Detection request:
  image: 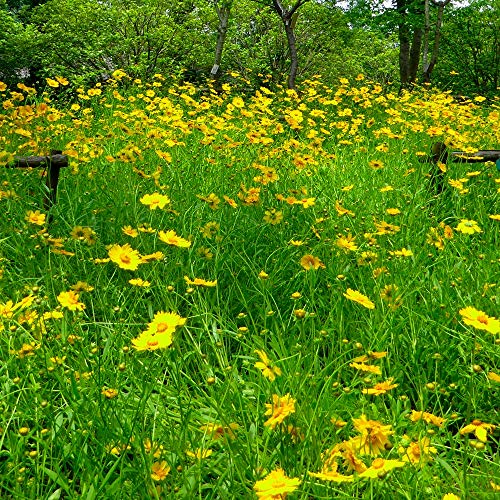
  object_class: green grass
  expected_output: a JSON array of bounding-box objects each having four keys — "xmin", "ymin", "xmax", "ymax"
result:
[{"xmin": 0, "ymin": 75, "xmax": 498, "ymax": 499}]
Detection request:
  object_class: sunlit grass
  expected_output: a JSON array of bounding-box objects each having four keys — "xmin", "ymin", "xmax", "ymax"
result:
[{"xmin": 0, "ymin": 74, "xmax": 498, "ymax": 499}]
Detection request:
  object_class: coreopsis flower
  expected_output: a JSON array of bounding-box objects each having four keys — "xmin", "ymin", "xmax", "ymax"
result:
[
  {"xmin": 335, "ymin": 201, "xmax": 355, "ymax": 216},
  {"xmin": 186, "ymin": 448, "xmax": 212, "ymax": 460},
  {"xmin": 199, "ymin": 422, "xmax": 239, "ymax": 440},
  {"xmin": 132, "ymin": 311, "xmax": 186, "ymax": 351},
  {"xmin": 442, "ymin": 494, "xmax": 461, "ymax": 500},
  {"xmin": 336, "ymin": 234, "xmax": 358, "ymax": 252},
  {"xmin": 101, "ymin": 387, "xmax": 118, "ymax": 399},
  {"xmin": 140, "ymin": 192, "xmax": 170, "ymax": 210},
  {"xmin": 144, "ymin": 439, "xmax": 164, "ymax": 458},
  {"xmin": 362, "ymin": 378, "xmax": 398, "ymax": 396},
  {"xmin": 158, "ymin": 230, "xmax": 191, "ymax": 248},
  {"xmin": 71, "ymin": 281, "xmax": 94, "ymax": 292},
  {"xmin": 409, "ymin": 410, "xmax": 445, "ymax": 427},
  {"xmin": 151, "ymin": 461, "xmax": 170, "ymax": 481},
  {"xmin": 25, "ymin": 210, "xmax": 46, "ymax": 226},
  {"xmin": 108, "ymin": 243, "xmax": 142, "ymax": 271},
  {"xmin": 459, "ymin": 307, "xmax": 500, "ymax": 335},
  {"xmin": 122, "ymin": 226, "xmax": 139, "ymax": 238},
  {"xmin": 374, "ymin": 220, "xmax": 400, "ymax": 235},
  {"xmin": 349, "ymin": 362, "xmax": 382, "ymax": 375},
  {"xmin": 308, "ymin": 468, "xmax": 354, "ymax": 483},
  {"xmin": 57, "ymin": 290, "xmax": 85, "ymax": 311},
  {"xmin": 386, "ymin": 208, "xmax": 401, "ymax": 215},
  {"xmin": 263, "ymin": 208, "xmax": 283, "ymax": 225},
  {"xmin": 343, "ymin": 288, "xmax": 375, "ymax": 309},
  {"xmin": 70, "ymin": 226, "xmax": 97, "ymax": 244},
  {"xmin": 196, "ymin": 193, "xmax": 220, "ymax": 210},
  {"xmin": 352, "ymin": 415, "xmax": 394, "ymax": 456},
  {"xmin": 141, "ymin": 251, "xmax": 164, "ymax": 262},
  {"xmin": 488, "ymin": 372, "xmax": 500, "ymax": 383},
  {"xmin": 358, "ymin": 457, "xmax": 405, "ymax": 478},
  {"xmin": 223, "ymin": 195, "xmax": 238, "ymax": 208},
  {"xmin": 455, "ymin": 219, "xmax": 481, "ymax": 234},
  {"xmin": 254, "ymin": 350, "xmax": 281, "ymax": 381},
  {"xmin": 399, "ymin": 436, "xmax": 437, "ymax": 467},
  {"xmin": 184, "ymin": 276, "xmax": 217, "ymax": 287},
  {"xmin": 389, "ymin": 248, "xmax": 413, "ymax": 257},
  {"xmin": 264, "ymin": 394, "xmax": 296, "ymax": 429},
  {"xmin": 300, "ymin": 254, "xmax": 325, "ymax": 270},
  {"xmin": 128, "ymin": 278, "xmax": 150, "ymax": 287},
  {"xmin": 254, "ymin": 468, "xmax": 301, "ymax": 499},
  {"xmin": 459, "ymin": 419, "xmax": 496, "ymax": 442}
]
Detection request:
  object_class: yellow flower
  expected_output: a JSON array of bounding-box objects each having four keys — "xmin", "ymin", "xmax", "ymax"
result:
[
  {"xmin": 57, "ymin": 291, "xmax": 85, "ymax": 311},
  {"xmin": 455, "ymin": 219, "xmax": 481, "ymax": 234},
  {"xmin": 459, "ymin": 419, "xmax": 496, "ymax": 442},
  {"xmin": 459, "ymin": 307, "xmax": 500, "ymax": 335},
  {"xmin": 264, "ymin": 394, "xmax": 296, "ymax": 429},
  {"xmin": 409, "ymin": 410, "xmax": 445, "ymax": 427},
  {"xmin": 399, "ymin": 436, "xmax": 437, "ymax": 466},
  {"xmin": 263, "ymin": 208, "xmax": 283, "ymax": 225},
  {"xmin": 196, "ymin": 193, "xmax": 220, "ymax": 210},
  {"xmin": 101, "ymin": 387, "xmax": 119, "ymax": 399},
  {"xmin": 343, "ymin": 288, "xmax": 375, "ymax": 309},
  {"xmin": 386, "ymin": 208, "xmax": 401, "ymax": 215},
  {"xmin": 308, "ymin": 469, "xmax": 354, "ymax": 483},
  {"xmin": 199, "ymin": 422, "xmax": 239, "ymax": 440},
  {"xmin": 25, "ymin": 210, "xmax": 46, "ymax": 226},
  {"xmin": 336, "ymin": 234, "xmax": 358, "ymax": 252},
  {"xmin": 151, "ymin": 461, "xmax": 170, "ymax": 481},
  {"xmin": 141, "ymin": 251, "xmax": 164, "ymax": 262},
  {"xmin": 128, "ymin": 278, "xmax": 151, "ymax": 287},
  {"xmin": 389, "ymin": 248, "xmax": 413, "ymax": 257},
  {"xmin": 254, "ymin": 468, "xmax": 301, "ymax": 500},
  {"xmin": 158, "ymin": 230, "xmax": 191, "ymax": 248},
  {"xmin": 186, "ymin": 448, "xmax": 212, "ymax": 459},
  {"xmin": 349, "ymin": 362, "xmax": 382, "ymax": 375},
  {"xmin": 358, "ymin": 457, "xmax": 405, "ymax": 478},
  {"xmin": 362, "ymin": 378, "xmax": 398, "ymax": 396},
  {"xmin": 487, "ymin": 372, "xmax": 500, "ymax": 383},
  {"xmin": 352, "ymin": 415, "xmax": 394, "ymax": 456},
  {"xmin": 108, "ymin": 243, "xmax": 142, "ymax": 271},
  {"xmin": 70, "ymin": 226, "xmax": 96, "ymax": 244},
  {"xmin": 254, "ymin": 350, "xmax": 282, "ymax": 381},
  {"xmin": 300, "ymin": 254, "xmax": 325, "ymax": 270},
  {"xmin": 132, "ymin": 311, "xmax": 186, "ymax": 351},
  {"xmin": 46, "ymin": 78, "xmax": 60, "ymax": 88},
  {"xmin": 184, "ymin": 276, "xmax": 217, "ymax": 287},
  {"xmin": 140, "ymin": 192, "xmax": 170, "ymax": 210},
  {"xmin": 122, "ymin": 226, "xmax": 139, "ymax": 238},
  {"xmin": 442, "ymin": 494, "xmax": 461, "ymax": 500},
  {"xmin": 71, "ymin": 281, "xmax": 94, "ymax": 292}
]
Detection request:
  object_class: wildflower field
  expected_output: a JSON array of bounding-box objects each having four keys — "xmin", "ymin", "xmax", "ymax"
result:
[{"xmin": 0, "ymin": 73, "xmax": 499, "ymax": 499}]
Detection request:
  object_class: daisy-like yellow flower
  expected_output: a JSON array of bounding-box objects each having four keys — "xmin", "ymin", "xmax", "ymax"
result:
[
  {"xmin": 25, "ymin": 210, "xmax": 46, "ymax": 226},
  {"xmin": 300, "ymin": 254, "xmax": 325, "ymax": 270},
  {"xmin": 455, "ymin": 219, "xmax": 481, "ymax": 234},
  {"xmin": 151, "ymin": 461, "xmax": 170, "ymax": 481},
  {"xmin": 70, "ymin": 226, "xmax": 97, "ymax": 244},
  {"xmin": 409, "ymin": 410, "xmax": 445, "ymax": 427},
  {"xmin": 186, "ymin": 448, "xmax": 212, "ymax": 460},
  {"xmin": 442, "ymin": 494, "xmax": 461, "ymax": 500},
  {"xmin": 57, "ymin": 290, "xmax": 85, "ymax": 311},
  {"xmin": 122, "ymin": 225, "xmax": 138, "ymax": 238},
  {"xmin": 308, "ymin": 468, "xmax": 354, "ymax": 483},
  {"xmin": 336, "ymin": 234, "xmax": 358, "ymax": 252},
  {"xmin": 459, "ymin": 419, "xmax": 496, "ymax": 442},
  {"xmin": 389, "ymin": 248, "xmax": 413, "ymax": 257},
  {"xmin": 489, "ymin": 214, "xmax": 500, "ymax": 221},
  {"xmin": 140, "ymin": 192, "xmax": 170, "ymax": 210},
  {"xmin": 128, "ymin": 278, "xmax": 150, "ymax": 287},
  {"xmin": 158, "ymin": 230, "xmax": 191, "ymax": 248},
  {"xmin": 184, "ymin": 276, "xmax": 217, "ymax": 287},
  {"xmin": 487, "ymin": 372, "xmax": 500, "ymax": 383},
  {"xmin": 362, "ymin": 378, "xmax": 398, "ymax": 396},
  {"xmin": 71, "ymin": 281, "xmax": 94, "ymax": 292},
  {"xmin": 141, "ymin": 251, "xmax": 164, "ymax": 262},
  {"xmin": 108, "ymin": 243, "xmax": 142, "ymax": 271},
  {"xmin": 349, "ymin": 362, "xmax": 382, "ymax": 375},
  {"xmin": 254, "ymin": 468, "xmax": 301, "ymax": 500},
  {"xmin": 399, "ymin": 436, "xmax": 437, "ymax": 467},
  {"xmin": 352, "ymin": 415, "xmax": 394, "ymax": 456},
  {"xmin": 101, "ymin": 387, "xmax": 119, "ymax": 399},
  {"xmin": 459, "ymin": 307, "xmax": 500, "ymax": 335},
  {"xmin": 386, "ymin": 208, "xmax": 401, "ymax": 215},
  {"xmin": 199, "ymin": 422, "xmax": 239, "ymax": 440},
  {"xmin": 131, "ymin": 311, "xmax": 186, "ymax": 351},
  {"xmin": 343, "ymin": 288, "xmax": 375, "ymax": 309},
  {"xmin": 264, "ymin": 394, "xmax": 296, "ymax": 429},
  {"xmin": 358, "ymin": 457, "xmax": 405, "ymax": 478},
  {"xmin": 254, "ymin": 349, "xmax": 282, "ymax": 381}
]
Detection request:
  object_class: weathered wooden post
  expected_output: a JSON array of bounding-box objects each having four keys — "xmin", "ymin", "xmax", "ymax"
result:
[{"xmin": 5, "ymin": 150, "xmax": 68, "ymax": 216}]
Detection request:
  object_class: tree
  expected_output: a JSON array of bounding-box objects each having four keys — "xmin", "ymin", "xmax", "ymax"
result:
[
  {"xmin": 422, "ymin": 0, "xmax": 452, "ymax": 83},
  {"xmin": 208, "ymin": 0, "xmax": 233, "ymax": 81},
  {"xmin": 252, "ymin": 0, "xmax": 311, "ymax": 89}
]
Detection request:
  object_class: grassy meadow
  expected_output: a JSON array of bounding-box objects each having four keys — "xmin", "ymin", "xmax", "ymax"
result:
[{"xmin": 0, "ymin": 73, "xmax": 499, "ymax": 499}]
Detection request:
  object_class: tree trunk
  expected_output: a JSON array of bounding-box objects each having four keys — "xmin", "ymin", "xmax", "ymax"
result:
[
  {"xmin": 210, "ymin": 5, "xmax": 230, "ymax": 81},
  {"xmin": 423, "ymin": 0, "xmax": 451, "ymax": 83},
  {"xmin": 409, "ymin": 27, "xmax": 424, "ymax": 83},
  {"xmin": 397, "ymin": 0, "xmax": 411, "ymax": 87},
  {"xmin": 283, "ymin": 14, "xmax": 299, "ymax": 89}
]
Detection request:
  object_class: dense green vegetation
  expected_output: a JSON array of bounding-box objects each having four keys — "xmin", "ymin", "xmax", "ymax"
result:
[
  {"xmin": 0, "ymin": 0, "xmax": 499, "ymax": 95},
  {"xmin": 0, "ymin": 72, "xmax": 499, "ymax": 498}
]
